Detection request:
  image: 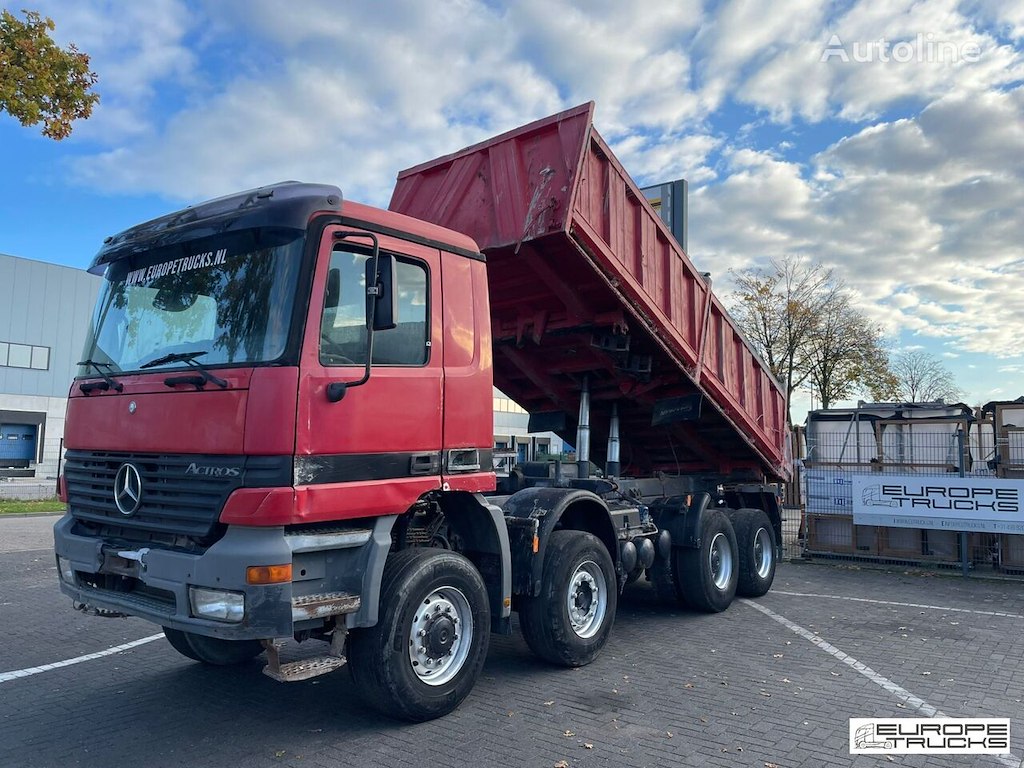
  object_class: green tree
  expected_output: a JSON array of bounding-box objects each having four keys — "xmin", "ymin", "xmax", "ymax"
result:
[
  {"xmin": 0, "ymin": 9, "xmax": 98, "ymax": 139},
  {"xmin": 731, "ymin": 255, "xmax": 895, "ymax": 421},
  {"xmin": 804, "ymin": 291, "xmax": 892, "ymax": 409},
  {"xmin": 730, "ymin": 256, "xmax": 833, "ymax": 423}
]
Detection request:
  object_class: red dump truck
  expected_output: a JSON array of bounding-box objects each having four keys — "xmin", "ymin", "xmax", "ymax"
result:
[{"xmin": 54, "ymin": 103, "xmax": 789, "ymax": 721}]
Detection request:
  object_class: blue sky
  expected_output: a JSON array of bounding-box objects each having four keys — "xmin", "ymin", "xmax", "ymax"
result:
[{"xmin": 2, "ymin": 0, "xmax": 1023, "ymax": 415}]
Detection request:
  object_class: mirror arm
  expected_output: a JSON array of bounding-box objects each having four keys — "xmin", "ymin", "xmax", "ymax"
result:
[{"xmin": 328, "ymin": 230, "xmax": 381, "ymax": 401}]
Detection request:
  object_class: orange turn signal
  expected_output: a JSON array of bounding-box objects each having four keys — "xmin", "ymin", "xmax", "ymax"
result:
[{"xmin": 246, "ymin": 564, "xmax": 292, "ymax": 585}]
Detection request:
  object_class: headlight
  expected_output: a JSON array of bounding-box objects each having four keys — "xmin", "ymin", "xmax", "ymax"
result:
[
  {"xmin": 57, "ymin": 556, "xmax": 75, "ymax": 584},
  {"xmin": 189, "ymin": 587, "xmax": 245, "ymax": 623}
]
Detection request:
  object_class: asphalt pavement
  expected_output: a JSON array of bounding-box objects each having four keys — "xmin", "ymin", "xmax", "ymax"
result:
[{"xmin": 2, "ymin": 514, "xmax": 1022, "ymax": 768}]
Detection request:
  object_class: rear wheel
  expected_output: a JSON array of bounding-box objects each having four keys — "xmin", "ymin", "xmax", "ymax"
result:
[
  {"xmin": 732, "ymin": 508, "xmax": 777, "ymax": 597},
  {"xmin": 162, "ymin": 627, "xmax": 264, "ymax": 665},
  {"xmin": 348, "ymin": 548, "xmax": 490, "ymax": 722},
  {"xmin": 674, "ymin": 509, "xmax": 738, "ymax": 613},
  {"xmin": 518, "ymin": 530, "xmax": 617, "ymax": 666}
]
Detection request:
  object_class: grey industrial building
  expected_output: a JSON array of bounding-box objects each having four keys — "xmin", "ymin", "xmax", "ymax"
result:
[{"xmin": 0, "ymin": 254, "xmax": 101, "ymax": 481}]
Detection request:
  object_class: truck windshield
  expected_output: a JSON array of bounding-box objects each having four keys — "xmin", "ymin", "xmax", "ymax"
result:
[{"xmin": 79, "ymin": 228, "xmax": 304, "ymax": 376}]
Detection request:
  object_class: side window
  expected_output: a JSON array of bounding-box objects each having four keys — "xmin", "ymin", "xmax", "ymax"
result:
[{"xmin": 320, "ymin": 248, "xmax": 429, "ymax": 366}]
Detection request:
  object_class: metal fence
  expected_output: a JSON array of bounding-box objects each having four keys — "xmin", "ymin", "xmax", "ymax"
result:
[{"xmin": 796, "ymin": 427, "xmax": 1024, "ymax": 576}]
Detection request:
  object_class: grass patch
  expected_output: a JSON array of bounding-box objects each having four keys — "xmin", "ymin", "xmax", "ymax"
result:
[{"xmin": 0, "ymin": 498, "xmax": 66, "ymax": 515}]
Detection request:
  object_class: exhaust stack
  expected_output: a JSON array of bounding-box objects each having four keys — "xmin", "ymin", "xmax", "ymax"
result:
[
  {"xmin": 576, "ymin": 376, "xmax": 590, "ymax": 478},
  {"xmin": 606, "ymin": 402, "xmax": 621, "ymax": 478}
]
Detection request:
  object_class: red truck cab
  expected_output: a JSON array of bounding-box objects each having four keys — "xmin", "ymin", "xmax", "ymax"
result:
[{"xmin": 55, "ymin": 184, "xmax": 511, "ymax": 708}]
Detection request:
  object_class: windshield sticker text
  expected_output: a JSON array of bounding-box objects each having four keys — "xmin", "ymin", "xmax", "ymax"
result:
[{"xmin": 125, "ymin": 249, "xmax": 229, "ymax": 287}]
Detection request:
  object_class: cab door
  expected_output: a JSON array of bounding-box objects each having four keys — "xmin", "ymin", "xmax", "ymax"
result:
[{"xmin": 295, "ymin": 223, "xmax": 443, "ymax": 521}]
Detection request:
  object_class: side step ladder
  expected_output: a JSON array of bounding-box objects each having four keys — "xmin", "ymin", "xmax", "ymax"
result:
[{"xmin": 261, "ymin": 591, "xmax": 360, "ymax": 682}]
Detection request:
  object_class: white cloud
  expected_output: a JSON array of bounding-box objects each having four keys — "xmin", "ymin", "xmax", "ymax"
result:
[
  {"xmin": 35, "ymin": 0, "xmax": 197, "ymax": 141},
  {"xmin": 736, "ymin": 0, "xmax": 1024, "ymax": 123},
  {"xmin": 26, "ymin": 0, "xmax": 1024, "ymax": 401},
  {"xmin": 693, "ymin": 84, "xmax": 1024, "ymax": 360},
  {"xmin": 611, "ymin": 133, "xmax": 720, "ymax": 187}
]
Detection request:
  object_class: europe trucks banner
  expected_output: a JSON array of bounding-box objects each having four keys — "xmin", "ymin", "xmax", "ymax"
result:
[{"xmin": 851, "ymin": 476, "xmax": 1024, "ymax": 533}]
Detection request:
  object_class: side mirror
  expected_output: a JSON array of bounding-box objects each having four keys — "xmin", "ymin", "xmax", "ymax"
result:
[{"xmin": 366, "ymin": 253, "xmax": 398, "ymax": 331}]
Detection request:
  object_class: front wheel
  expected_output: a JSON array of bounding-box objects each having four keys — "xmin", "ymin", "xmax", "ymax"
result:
[
  {"xmin": 518, "ymin": 530, "xmax": 617, "ymax": 667},
  {"xmin": 348, "ymin": 548, "xmax": 490, "ymax": 722},
  {"xmin": 162, "ymin": 627, "xmax": 264, "ymax": 665},
  {"xmin": 674, "ymin": 509, "xmax": 738, "ymax": 613}
]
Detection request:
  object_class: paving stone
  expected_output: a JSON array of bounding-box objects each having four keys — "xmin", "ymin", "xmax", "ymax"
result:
[{"xmin": 2, "ymin": 518, "xmax": 1022, "ymax": 767}]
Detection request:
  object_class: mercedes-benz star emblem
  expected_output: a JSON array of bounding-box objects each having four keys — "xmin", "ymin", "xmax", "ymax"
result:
[{"xmin": 114, "ymin": 463, "xmax": 143, "ymax": 516}]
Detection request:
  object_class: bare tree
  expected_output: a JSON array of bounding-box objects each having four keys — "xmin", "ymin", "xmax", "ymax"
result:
[
  {"xmin": 730, "ymin": 256, "xmax": 836, "ymax": 423},
  {"xmin": 872, "ymin": 351, "xmax": 961, "ymax": 403}
]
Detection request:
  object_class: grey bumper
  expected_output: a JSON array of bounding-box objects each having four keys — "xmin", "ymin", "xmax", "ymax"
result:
[{"xmin": 53, "ymin": 514, "xmax": 391, "ymax": 640}]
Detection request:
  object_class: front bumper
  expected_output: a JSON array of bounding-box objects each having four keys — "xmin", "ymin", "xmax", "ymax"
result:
[{"xmin": 54, "ymin": 514, "xmax": 295, "ymax": 639}]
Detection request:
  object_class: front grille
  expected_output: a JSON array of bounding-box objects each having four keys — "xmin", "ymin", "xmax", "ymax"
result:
[{"xmin": 64, "ymin": 451, "xmax": 289, "ymax": 542}]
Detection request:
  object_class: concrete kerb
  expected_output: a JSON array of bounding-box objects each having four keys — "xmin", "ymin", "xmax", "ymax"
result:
[{"xmin": 0, "ymin": 511, "xmax": 65, "ymax": 518}]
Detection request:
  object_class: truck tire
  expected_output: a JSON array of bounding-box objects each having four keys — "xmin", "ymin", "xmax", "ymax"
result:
[
  {"xmin": 674, "ymin": 509, "xmax": 738, "ymax": 613},
  {"xmin": 348, "ymin": 548, "xmax": 490, "ymax": 722},
  {"xmin": 162, "ymin": 626, "xmax": 263, "ymax": 665},
  {"xmin": 518, "ymin": 530, "xmax": 617, "ymax": 667},
  {"xmin": 732, "ymin": 508, "xmax": 777, "ymax": 597},
  {"xmin": 163, "ymin": 627, "xmax": 201, "ymax": 661}
]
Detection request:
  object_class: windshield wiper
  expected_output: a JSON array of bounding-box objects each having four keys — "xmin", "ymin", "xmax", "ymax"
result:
[
  {"xmin": 141, "ymin": 350, "xmax": 228, "ymax": 389},
  {"xmin": 140, "ymin": 350, "xmax": 209, "ymax": 369},
  {"xmin": 77, "ymin": 359, "xmax": 123, "ymax": 393}
]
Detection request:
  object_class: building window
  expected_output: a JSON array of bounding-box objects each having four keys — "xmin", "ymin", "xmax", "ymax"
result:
[{"xmin": 0, "ymin": 342, "xmax": 50, "ymax": 370}]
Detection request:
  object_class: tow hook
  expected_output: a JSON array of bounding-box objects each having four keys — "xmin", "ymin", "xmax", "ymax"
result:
[{"xmin": 73, "ymin": 601, "xmax": 128, "ymax": 619}]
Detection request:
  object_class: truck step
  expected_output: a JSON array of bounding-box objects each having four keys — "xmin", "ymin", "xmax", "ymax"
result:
[
  {"xmin": 262, "ymin": 654, "xmax": 347, "ymax": 683},
  {"xmin": 291, "ymin": 591, "xmax": 361, "ymax": 621}
]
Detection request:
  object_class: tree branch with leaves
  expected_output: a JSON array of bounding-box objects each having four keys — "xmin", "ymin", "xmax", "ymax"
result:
[
  {"xmin": 731, "ymin": 257, "xmax": 833, "ymax": 423},
  {"xmin": 730, "ymin": 255, "xmax": 893, "ymax": 422},
  {"xmin": 0, "ymin": 9, "xmax": 98, "ymax": 140},
  {"xmin": 804, "ymin": 291, "xmax": 892, "ymax": 409}
]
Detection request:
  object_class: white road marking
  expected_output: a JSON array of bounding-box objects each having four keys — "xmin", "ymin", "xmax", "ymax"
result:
[
  {"xmin": 0, "ymin": 634, "xmax": 163, "ymax": 684},
  {"xmin": 741, "ymin": 599, "xmax": 1023, "ymax": 768},
  {"xmin": 771, "ymin": 590, "xmax": 1024, "ymax": 620}
]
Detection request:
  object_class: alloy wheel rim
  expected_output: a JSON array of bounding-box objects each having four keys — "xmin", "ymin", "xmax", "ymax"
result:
[
  {"xmin": 709, "ymin": 532, "xmax": 734, "ymax": 590},
  {"xmin": 753, "ymin": 526, "xmax": 774, "ymax": 579},
  {"xmin": 408, "ymin": 586, "xmax": 473, "ymax": 686},
  {"xmin": 565, "ymin": 560, "xmax": 607, "ymax": 639}
]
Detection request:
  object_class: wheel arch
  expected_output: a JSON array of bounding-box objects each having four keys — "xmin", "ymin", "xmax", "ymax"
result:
[
  {"xmin": 435, "ymin": 492, "xmax": 513, "ymax": 633},
  {"xmin": 502, "ymin": 487, "xmax": 618, "ymax": 597}
]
